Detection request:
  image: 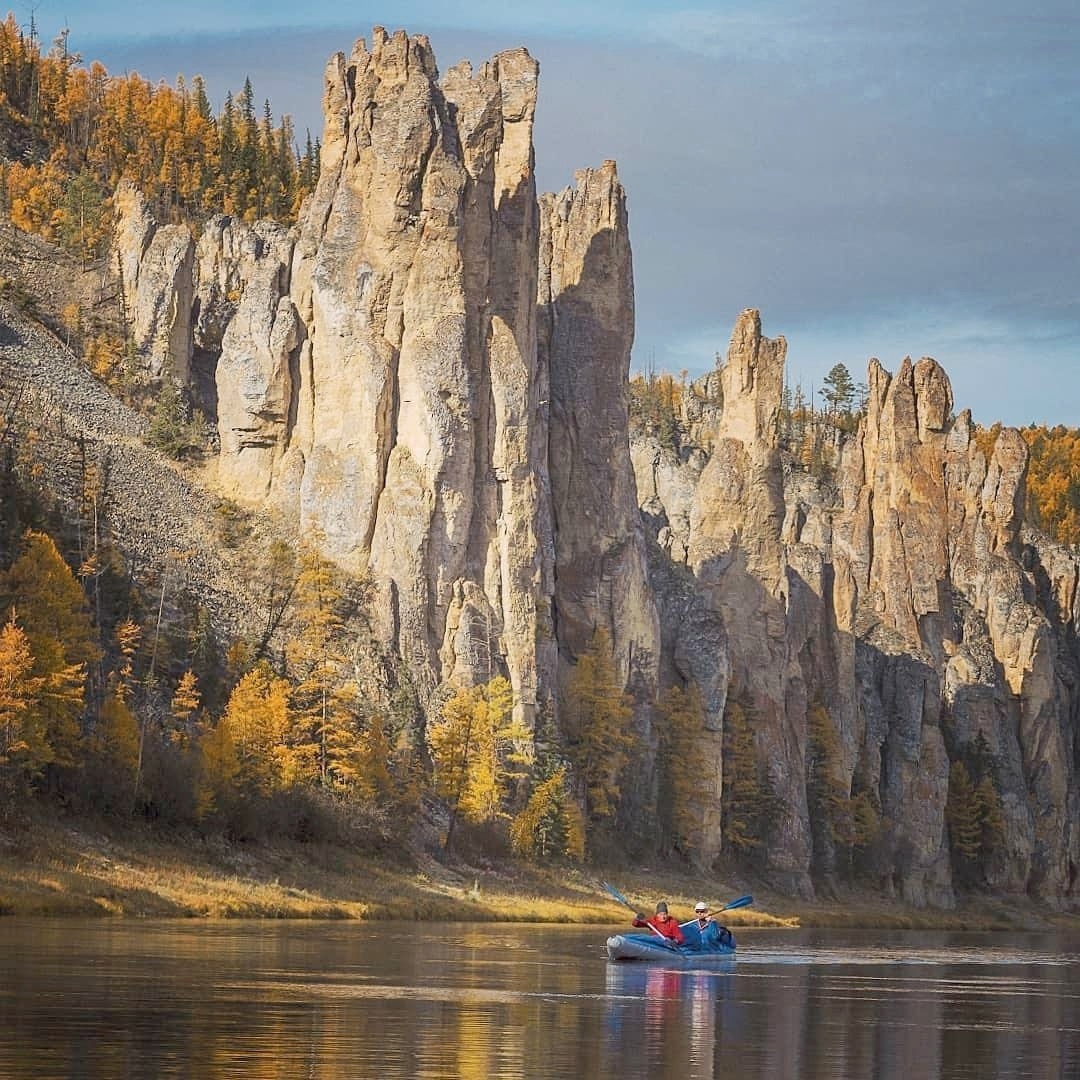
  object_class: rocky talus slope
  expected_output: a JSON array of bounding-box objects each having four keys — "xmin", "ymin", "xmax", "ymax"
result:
[
  {"xmin": 73, "ymin": 27, "xmax": 1080, "ymax": 905},
  {"xmin": 0, "ymin": 299, "xmax": 267, "ymax": 641}
]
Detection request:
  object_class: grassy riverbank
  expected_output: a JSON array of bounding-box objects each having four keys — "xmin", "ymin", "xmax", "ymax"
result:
[{"xmin": 1, "ymin": 814, "xmax": 1073, "ymax": 931}]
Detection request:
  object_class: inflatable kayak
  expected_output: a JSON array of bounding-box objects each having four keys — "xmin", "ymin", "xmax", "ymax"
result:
[{"xmin": 607, "ymin": 921, "xmax": 735, "ymax": 963}]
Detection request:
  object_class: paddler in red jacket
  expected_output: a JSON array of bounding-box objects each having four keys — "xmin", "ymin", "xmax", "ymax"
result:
[{"xmin": 632, "ymin": 901, "xmax": 685, "ymax": 944}]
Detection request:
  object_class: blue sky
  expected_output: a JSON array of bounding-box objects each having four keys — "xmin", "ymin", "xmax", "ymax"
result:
[{"xmin": 46, "ymin": 2, "xmax": 1080, "ymax": 426}]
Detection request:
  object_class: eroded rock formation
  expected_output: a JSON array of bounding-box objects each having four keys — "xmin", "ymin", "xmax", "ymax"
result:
[
  {"xmin": 638, "ymin": 313, "xmax": 1080, "ymax": 904},
  {"xmin": 108, "ymin": 28, "xmax": 1080, "ymax": 905}
]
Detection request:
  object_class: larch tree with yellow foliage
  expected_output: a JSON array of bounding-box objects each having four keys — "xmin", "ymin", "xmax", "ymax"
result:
[
  {"xmin": 169, "ymin": 670, "xmax": 201, "ymax": 747},
  {"xmin": 509, "ymin": 765, "xmax": 585, "ymax": 862},
  {"xmin": 0, "ymin": 614, "xmax": 47, "ymax": 787},
  {"xmin": 428, "ymin": 676, "xmax": 526, "ymax": 850},
  {"xmin": 0, "ymin": 531, "xmax": 98, "ymax": 772},
  {"xmin": 560, "ymin": 626, "xmax": 636, "ymax": 828},
  {"xmin": 220, "ymin": 661, "xmax": 296, "ymax": 795},
  {"xmin": 286, "ymin": 546, "xmax": 357, "ymax": 788}
]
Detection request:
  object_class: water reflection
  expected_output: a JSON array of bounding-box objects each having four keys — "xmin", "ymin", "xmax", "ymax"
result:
[{"xmin": 0, "ymin": 922, "xmax": 1077, "ymax": 1079}]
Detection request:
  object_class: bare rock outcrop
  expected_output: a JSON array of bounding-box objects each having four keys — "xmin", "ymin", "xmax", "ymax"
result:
[
  {"xmin": 539, "ymin": 161, "xmax": 660, "ymax": 701},
  {"xmin": 639, "ymin": 315, "xmax": 1080, "ymax": 905},
  {"xmin": 256, "ymin": 31, "xmax": 551, "ymax": 718},
  {"xmin": 113, "ymin": 182, "xmax": 194, "ymax": 381},
  {"xmin": 100, "ymin": 28, "xmax": 1080, "ymax": 906}
]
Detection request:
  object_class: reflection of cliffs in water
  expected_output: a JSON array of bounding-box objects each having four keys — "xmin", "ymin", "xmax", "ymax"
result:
[{"xmin": 102, "ymin": 27, "xmax": 1080, "ymax": 906}]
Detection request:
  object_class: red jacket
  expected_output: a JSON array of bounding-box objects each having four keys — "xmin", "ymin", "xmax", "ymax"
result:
[{"xmin": 632, "ymin": 914, "xmax": 685, "ymax": 944}]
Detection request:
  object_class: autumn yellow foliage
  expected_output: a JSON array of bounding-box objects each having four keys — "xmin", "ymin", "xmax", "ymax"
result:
[
  {"xmin": 0, "ymin": 15, "xmax": 318, "ymax": 257},
  {"xmin": 1020, "ymin": 425, "xmax": 1080, "ymax": 548}
]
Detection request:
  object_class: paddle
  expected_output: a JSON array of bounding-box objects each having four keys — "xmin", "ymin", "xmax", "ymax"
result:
[
  {"xmin": 679, "ymin": 894, "xmax": 753, "ymax": 931},
  {"xmin": 600, "ymin": 881, "xmax": 679, "ymax": 950},
  {"xmin": 712, "ymin": 894, "xmax": 753, "ymax": 916}
]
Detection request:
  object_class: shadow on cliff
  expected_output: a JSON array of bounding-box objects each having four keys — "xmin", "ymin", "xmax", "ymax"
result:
[
  {"xmin": 539, "ymin": 226, "xmax": 640, "ymax": 665},
  {"xmin": 645, "ymin": 516, "xmax": 960, "ymax": 904}
]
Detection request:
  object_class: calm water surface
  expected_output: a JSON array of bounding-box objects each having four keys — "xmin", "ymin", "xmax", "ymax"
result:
[{"xmin": 1, "ymin": 919, "xmax": 1078, "ymax": 1078}]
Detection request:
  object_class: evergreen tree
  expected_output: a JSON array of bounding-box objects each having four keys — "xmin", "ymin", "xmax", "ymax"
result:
[
  {"xmin": 820, "ymin": 363, "xmax": 855, "ymax": 416},
  {"xmin": 509, "ymin": 766, "xmax": 585, "ymax": 861},
  {"xmin": 946, "ymin": 760, "xmax": 981, "ymax": 867},
  {"xmin": 806, "ymin": 703, "xmax": 853, "ymax": 864},
  {"xmin": 720, "ymin": 696, "xmax": 781, "ymax": 860}
]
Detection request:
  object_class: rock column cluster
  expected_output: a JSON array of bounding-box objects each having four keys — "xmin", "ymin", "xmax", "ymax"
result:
[{"xmin": 115, "ymin": 29, "xmax": 657, "ymax": 729}]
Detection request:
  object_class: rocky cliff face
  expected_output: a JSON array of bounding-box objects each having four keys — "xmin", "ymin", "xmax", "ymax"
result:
[
  {"xmin": 636, "ymin": 313, "xmax": 1080, "ymax": 904},
  {"xmin": 539, "ymin": 162, "xmax": 659, "ymax": 701},
  {"xmin": 109, "ymin": 29, "xmax": 1079, "ymax": 905},
  {"xmin": 111, "ymin": 29, "xmax": 653, "ymax": 732}
]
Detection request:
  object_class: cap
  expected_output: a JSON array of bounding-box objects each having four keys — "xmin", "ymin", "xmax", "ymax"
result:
[
  {"xmin": 694, "ymin": 902, "xmax": 709, "ymax": 913},
  {"xmin": 655, "ymin": 901, "xmax": 668, "ymax": 914}
]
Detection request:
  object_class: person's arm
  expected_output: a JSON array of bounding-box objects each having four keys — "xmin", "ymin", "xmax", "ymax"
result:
[
  {"xmin": 631, "ymin": 914, "xmax": 649, "ymax": 928},
  {"xmin": 670, "ymin": 922, "xmax": 685, "ymax": 944}
]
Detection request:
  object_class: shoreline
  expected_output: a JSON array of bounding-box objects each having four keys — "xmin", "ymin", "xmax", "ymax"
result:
[{"xmin": 2, "ymin": 816, "xmax": 1076, "ymax": 932}]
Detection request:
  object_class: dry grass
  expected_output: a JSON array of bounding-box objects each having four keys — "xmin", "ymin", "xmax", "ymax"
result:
[{"xmin": 0, "ymin": 817, "xmax": 1074, "ymax": 930}]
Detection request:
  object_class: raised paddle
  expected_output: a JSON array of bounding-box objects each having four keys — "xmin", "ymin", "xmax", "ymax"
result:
[
  {"xmin": 711, "ymin": 894, "xmax": 753, "ymax": 916},
  {"xmin": 679, "ymin": 894, "xmax": 753, "ymax": 930},
  {"xmin": 600, "ymin": 881, "xmax": 679, "ymax": 949}
]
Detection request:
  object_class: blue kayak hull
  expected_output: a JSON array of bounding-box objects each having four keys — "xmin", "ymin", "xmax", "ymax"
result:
[{"xmin": 606, "ymin": 933, "xmax": 735, "ymax": 963}]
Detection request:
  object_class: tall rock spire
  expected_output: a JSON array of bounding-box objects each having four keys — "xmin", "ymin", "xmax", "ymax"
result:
[{"xmin": 539, "ymin": 162, "xmax": 660, "ymax": 705}]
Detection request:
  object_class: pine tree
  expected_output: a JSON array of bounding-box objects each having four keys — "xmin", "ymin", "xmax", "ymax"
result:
[
  {"xmin": 820, "ymin": 363, "xmax": 855, "ymax": 416},
  {"xmin": 946, "ymin": 760, "xmax": 982, "ymax": 865},
  {"xmin": 806, "ymin": 703, "xmax": 853, "ymax": 866}
]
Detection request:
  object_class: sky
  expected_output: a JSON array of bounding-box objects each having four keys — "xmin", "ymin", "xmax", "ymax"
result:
[{"xmin": 33, "ymin": 1, "xmax": 1080, "ymax": 426}]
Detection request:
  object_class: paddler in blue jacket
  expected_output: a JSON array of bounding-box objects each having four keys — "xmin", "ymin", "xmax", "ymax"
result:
[{"xmin": 692, "ymin": 901, "xmax": 733, "ymax": 949}]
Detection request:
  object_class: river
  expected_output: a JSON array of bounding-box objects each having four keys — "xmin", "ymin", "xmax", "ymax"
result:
[{"xmin": 0, "ymin": 920, "xmax": 1077, "ymax": 1078}]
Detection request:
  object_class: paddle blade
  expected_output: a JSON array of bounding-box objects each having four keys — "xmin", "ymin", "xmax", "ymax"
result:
[
  {"xmin": 601, "ymin": 881, "xmax": 634, "ymax": 910},
  {"xmin": 719, "ymin": 895, "xmax": 753, "ymax": 912}
]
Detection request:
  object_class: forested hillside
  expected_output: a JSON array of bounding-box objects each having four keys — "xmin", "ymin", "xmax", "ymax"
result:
[{"xmin": 0, "ymin": 15, "xmax": 317, "ymax": 262}]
